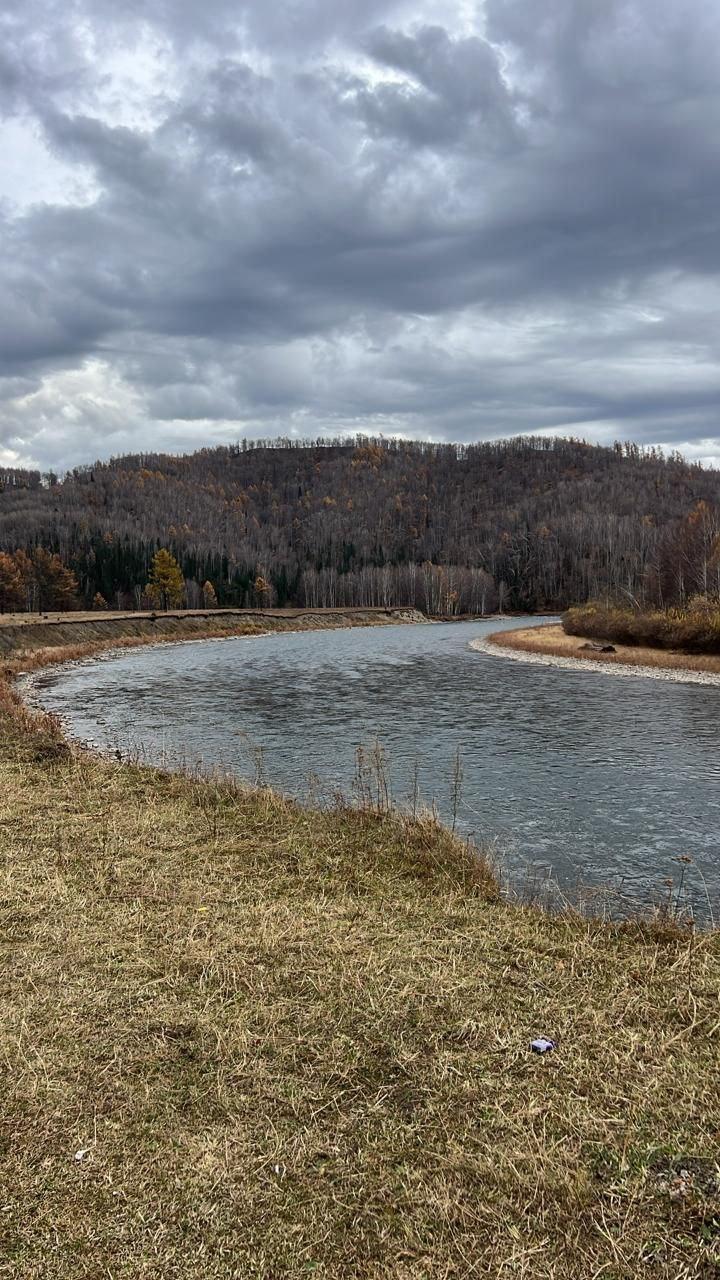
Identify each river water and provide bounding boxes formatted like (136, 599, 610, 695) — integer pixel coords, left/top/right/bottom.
(26, 617, 720, 917)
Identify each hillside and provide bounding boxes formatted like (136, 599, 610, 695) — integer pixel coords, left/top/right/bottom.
(2, 436, 720, 612)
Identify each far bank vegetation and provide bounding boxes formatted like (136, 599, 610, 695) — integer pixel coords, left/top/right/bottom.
(560, 496, 720, 653)
(564, 598, 720, 655)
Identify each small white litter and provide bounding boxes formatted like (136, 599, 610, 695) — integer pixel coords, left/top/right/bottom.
(530, 1037, 556, 1054)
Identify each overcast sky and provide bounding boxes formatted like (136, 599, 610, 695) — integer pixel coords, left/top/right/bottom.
(2, 0, 720, 471)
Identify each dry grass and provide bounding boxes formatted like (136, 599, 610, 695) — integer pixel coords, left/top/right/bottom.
(0, 643, 719, 1277)
(0, 628, 266, 683)
(490, 623, 720, 675)
(564, 603, 720, 655)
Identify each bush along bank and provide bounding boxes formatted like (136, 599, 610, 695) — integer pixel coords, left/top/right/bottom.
(563, 599, 720, 653)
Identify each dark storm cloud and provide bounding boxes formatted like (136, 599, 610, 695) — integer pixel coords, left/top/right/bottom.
(356, 24, 517, 147)
(1, 0, 720, 468)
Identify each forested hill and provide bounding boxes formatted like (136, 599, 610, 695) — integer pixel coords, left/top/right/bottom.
(2, 436, 720, 613)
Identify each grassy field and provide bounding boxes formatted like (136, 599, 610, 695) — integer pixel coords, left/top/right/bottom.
(0, 639, 719, 1277)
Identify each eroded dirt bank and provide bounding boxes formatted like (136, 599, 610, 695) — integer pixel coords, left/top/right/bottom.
(0, 606, 424, 658)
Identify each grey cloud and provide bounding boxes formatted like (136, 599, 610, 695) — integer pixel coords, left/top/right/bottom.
(144, 382, 240, 421)
(82, 0, 402, 54)
(41, 111, 174, 197)
(1, 0, 720, 469)
(0, 2, 96, 116)
(357, 23, 517, 147)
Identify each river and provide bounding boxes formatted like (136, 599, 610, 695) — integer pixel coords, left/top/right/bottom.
(25, 617, 720, 917)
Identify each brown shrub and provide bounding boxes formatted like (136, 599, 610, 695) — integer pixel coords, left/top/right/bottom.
(563, 601, 720, 653)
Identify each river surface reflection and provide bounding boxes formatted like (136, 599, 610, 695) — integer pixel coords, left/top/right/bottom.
(28, 616, 720, 915)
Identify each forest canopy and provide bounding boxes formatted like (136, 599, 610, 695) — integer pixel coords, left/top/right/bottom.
(1, 435, 719, 614)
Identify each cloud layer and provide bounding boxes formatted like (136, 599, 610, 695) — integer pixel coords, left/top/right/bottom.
(2, 0, 720, 469)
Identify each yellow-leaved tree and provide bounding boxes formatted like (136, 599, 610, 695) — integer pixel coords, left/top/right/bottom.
(146, 549, 185, 611)
(0, 552, 24, 612)
(253, 575, 272, 606)
(29, 549, 79, 612)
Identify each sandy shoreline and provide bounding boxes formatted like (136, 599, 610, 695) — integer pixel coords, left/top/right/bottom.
(474, 623, 720, 686)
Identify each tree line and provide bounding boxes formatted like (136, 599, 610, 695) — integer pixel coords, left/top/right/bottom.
(0, 545, 204, 614)
(1, 435, 720, 613)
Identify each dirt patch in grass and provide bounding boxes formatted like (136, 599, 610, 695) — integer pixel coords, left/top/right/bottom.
(0, 638, 718, 1277)
(487, 622, 720, 676)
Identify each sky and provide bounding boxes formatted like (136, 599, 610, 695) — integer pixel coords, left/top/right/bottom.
(2, 0, 720, 472)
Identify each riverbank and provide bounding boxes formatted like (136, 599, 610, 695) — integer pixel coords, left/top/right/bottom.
(0, 605, 424, 662)
(483, 622, 720, 678)
(1, 639, 719, 1275)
